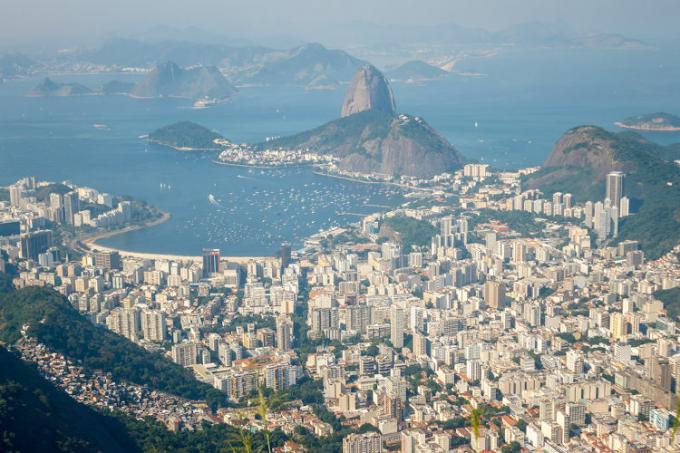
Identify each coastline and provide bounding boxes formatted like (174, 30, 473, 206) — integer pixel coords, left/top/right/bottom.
(74, 211, 269, 264)
(614, 121, 680, 132)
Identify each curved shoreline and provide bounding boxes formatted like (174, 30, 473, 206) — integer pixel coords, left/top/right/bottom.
(75, 211, 269, 264)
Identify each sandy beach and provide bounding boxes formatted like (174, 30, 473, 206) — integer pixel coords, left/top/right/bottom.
(74, 211, 271, 264)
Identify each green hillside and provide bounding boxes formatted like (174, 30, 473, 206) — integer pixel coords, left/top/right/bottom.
(0, 346, 137, 453)
(148, 121, 224, 150)
(0, 344, 283, 452)
(525, 127, 680, 259)
(0, 286, 229, 409)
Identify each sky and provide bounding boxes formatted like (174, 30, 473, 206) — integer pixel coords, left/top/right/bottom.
(2, 0, 680, 50)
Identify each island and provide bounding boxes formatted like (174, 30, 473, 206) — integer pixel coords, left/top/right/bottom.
(27, 77, 93, 97)
(131, 61, 236, 102)
(147, 121, 224, 151)
(615, 112, 680, 132)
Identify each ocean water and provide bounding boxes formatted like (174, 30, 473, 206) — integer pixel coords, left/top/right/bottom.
(1, 46, 679, 255)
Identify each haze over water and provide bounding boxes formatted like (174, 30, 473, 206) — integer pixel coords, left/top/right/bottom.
(1, 47, 679, 256)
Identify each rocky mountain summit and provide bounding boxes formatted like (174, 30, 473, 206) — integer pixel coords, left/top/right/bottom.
(340, 65, 396, 118)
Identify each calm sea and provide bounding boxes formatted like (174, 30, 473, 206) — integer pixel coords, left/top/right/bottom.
(1, 46, 679, 255)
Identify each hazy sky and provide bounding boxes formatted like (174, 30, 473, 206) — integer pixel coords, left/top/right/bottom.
(2, 0, 680, 49)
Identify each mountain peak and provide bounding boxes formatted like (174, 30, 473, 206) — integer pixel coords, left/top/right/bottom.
(341, 65, 396, 118)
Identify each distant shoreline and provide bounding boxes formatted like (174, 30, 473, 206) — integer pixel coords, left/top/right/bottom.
(614, 121, 680, 132)
(147, 139, 221, 152)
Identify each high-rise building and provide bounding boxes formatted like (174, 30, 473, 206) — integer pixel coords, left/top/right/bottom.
(484, 279, 506, 309)
(141, 310, 167, 342)
(19, 230, 52, 261)
(94, 251, 121, 270)
(63, 191, 80, 225)
(342, 432, 382, 453)
(202, 248, 221, 277)
(279, 242, 291, 272)
(276, 315, 293, 351)
(390, 306, 404, 348)
(9, 184, 23, 207)
(171, 342, 198, 367)
(606, 171, 624, 208)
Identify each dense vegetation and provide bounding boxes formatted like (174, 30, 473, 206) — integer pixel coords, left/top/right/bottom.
(258, 110, 393, 153)
(0, 346, 138, 453)
(35, 182, 72, 202)
(0, 286, 229, 409)
(0, 345, 285, 452)
(526, 128, 680, 259)
(470, 209, 548, 237)
(383, 215, 436, 252)
(654, 287, 680, 321)
(148, 121, 224, 150)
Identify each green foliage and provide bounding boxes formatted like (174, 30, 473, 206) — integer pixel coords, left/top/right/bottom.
(35, 183, 72, 202)
(0, 346, 138, 453)
(258, 110, 393, 153)
(470, 209, 552, 237)
(442, 416, 469, 430)
(149, 121, 223, 150)
(654, 287, 680, 321)
(383, 215, 436, 252)
(0, 287, 229, 409)
(556, 332, 577, 344)
(502, 441, 522, 453)
(527, 127, 680, 259)
(0, 272, 14, 293)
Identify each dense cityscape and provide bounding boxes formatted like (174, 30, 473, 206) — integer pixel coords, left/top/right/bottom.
(2, 159, 680, 452)
(2, 2, 680, 452)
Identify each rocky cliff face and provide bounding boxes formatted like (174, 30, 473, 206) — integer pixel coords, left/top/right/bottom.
(525, 126, 636, 201)
(131, 61, 236, 100)
(340, 65, 396, 118)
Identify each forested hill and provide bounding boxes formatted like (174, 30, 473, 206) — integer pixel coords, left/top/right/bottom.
(0, 285, 229, 409)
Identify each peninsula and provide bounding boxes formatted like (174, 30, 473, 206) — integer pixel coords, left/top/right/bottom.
(615, 112, 680, 132)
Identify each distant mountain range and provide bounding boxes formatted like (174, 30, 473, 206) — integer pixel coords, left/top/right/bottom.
(524, 126, 680, 258)
(27, 61, 237, 102)
(59, 39, 366, 89)
(0, 53, 40, 80)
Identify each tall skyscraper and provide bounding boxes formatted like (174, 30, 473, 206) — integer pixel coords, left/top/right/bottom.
(606, 171, 624, 208)
(390, 306, 404, 348)
(276, 315, 293, 351)
(9, 184, 23, 207)
(63, 191, 80, 225)
(279, 242, 291, 272)
(202, 248, 221, 277)
(20, 230, 52, 261)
